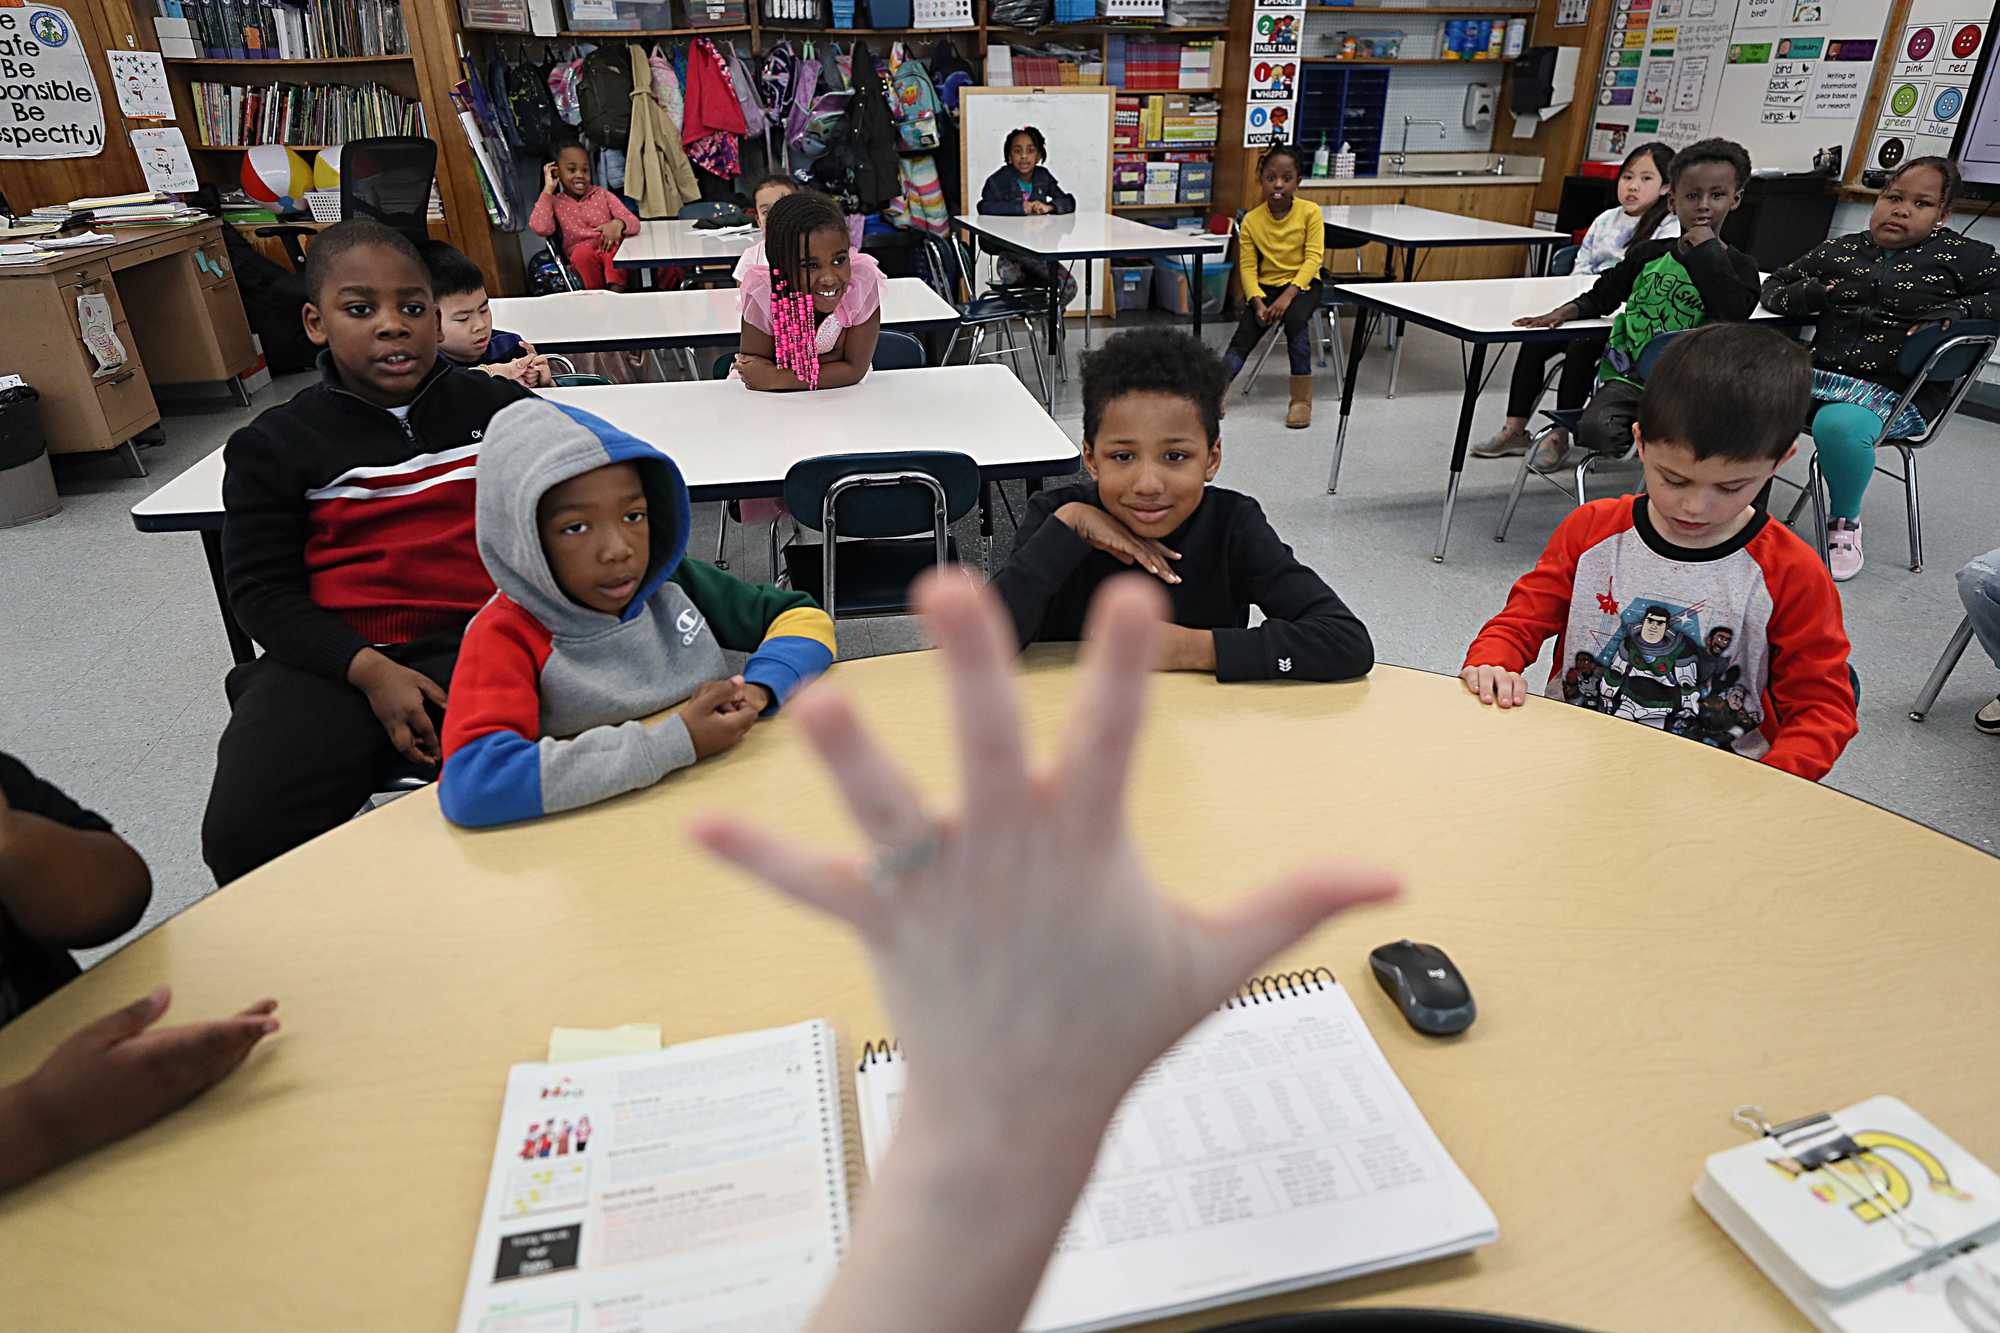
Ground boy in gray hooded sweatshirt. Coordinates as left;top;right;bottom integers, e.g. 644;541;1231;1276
439;398;836;827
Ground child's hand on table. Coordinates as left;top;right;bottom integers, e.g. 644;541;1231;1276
596;220;626;253
681;680;760;759
734;353;786;391
1054;502;1182;585
515;355;555;388
1513;306;1571;329
1461;664;1528;709
1;986;279;1191
730;676;775;716
1025;201;1053;216
347;648;447;767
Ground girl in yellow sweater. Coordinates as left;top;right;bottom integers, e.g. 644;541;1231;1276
1226;143;1325;428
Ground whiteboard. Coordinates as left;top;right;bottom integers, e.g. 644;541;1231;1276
959;86;1116;317
1591;0;1895;173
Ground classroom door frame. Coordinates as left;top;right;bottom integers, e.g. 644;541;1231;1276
959;84;1117;320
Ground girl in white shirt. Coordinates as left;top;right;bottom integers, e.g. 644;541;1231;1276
1475;141;1679;462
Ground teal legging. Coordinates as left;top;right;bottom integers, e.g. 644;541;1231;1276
1809;401;1887;521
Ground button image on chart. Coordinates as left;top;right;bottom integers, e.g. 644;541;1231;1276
1873;133;1909;170
1940;21;1987;76
1922;83;1967;137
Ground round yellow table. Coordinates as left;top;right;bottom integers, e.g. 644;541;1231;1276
4;651;1996;1331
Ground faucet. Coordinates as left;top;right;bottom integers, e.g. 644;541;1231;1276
1391;117;1448;176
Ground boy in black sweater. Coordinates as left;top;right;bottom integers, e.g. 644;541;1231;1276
201;220;532;884
992;328;1372;681
1514;137;1762;464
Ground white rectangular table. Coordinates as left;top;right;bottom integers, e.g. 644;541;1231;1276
609;218;757;271
132;365;1079;662
1326;274;1797;563
488;278;959;354
1320;204;1571;399
952;211;1230;345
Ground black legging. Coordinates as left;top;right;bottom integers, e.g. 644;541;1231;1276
1506;335;1606;419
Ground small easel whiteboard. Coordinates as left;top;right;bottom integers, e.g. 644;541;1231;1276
960;85;1116;318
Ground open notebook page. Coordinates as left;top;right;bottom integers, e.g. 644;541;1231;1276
457;1020;849;1333
856;981;1496;1333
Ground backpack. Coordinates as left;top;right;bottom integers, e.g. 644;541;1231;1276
791;88;852;166
579;43;632;150
759;41;796;127
510;56;562;151
785;47;825;149
548;56;582;127
486;51;522;149
726;42;769;138
648;45;683;131
886;51;941;152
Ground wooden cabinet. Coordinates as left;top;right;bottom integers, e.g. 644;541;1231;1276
1400;184;1539;279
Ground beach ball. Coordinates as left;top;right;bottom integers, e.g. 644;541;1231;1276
313;144;343;191
242;144;310;209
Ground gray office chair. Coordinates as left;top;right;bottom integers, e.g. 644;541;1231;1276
1779;320;2000;573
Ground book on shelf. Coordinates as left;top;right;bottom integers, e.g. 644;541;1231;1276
456;973;1496;1333
169;0;410;59
191;79;427;148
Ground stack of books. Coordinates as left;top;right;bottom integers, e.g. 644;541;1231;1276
27;194;205;228
1110;37;1220;90
168;0;410;60
191;80;427;148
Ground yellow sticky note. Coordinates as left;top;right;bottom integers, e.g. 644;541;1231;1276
548;1023;663;1063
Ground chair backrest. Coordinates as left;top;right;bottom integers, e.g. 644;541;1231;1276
1890;319;2000;444
782;451;981;539
711;351;736;380
678;200;746;223
1548;243;1580;277
553;373;612;386
339;137;437;248
871;329;926;370
1635;327;1689;381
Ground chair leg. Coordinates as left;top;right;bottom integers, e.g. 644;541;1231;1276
1315;308;1331;367
1573;453;1595;508
714;502;731;570
1807;453;1831;571
768;520;781;585
1494;437;1538;542
1897;444;1922;572
1783;481;1811;527
1911;616;1974;721
1243;331;1279;397
941;326;961;366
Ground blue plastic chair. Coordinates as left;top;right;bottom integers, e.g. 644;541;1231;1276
872;329;926;370
1495;327;1688;543
923;235;1049;400
779;451;981;620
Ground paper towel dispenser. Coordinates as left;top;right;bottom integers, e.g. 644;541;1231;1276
1509;46;1578;123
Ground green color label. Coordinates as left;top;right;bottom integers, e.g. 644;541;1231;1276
1729;42;1772;62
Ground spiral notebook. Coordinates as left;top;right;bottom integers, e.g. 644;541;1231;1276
455;1020;851;1332
856;970;1499;1333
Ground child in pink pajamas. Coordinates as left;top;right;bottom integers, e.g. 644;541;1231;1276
530;141;640;291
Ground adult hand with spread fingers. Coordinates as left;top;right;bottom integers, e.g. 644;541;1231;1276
692;572;1399;1333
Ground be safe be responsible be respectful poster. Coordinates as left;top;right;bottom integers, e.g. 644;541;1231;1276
0;4;105;160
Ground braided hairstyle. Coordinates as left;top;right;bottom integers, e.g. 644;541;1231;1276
764;189;849;391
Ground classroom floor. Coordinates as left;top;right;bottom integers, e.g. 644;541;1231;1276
6;313;1996;967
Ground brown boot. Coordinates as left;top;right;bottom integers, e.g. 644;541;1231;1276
1285;374;1312;429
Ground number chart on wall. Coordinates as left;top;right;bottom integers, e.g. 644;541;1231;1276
1867;0;1989;176
1587;0;1896;172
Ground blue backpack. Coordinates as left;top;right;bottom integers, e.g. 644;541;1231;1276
887;55;941;152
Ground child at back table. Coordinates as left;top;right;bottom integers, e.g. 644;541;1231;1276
735;190;883;391
530;138;639;292
1513;137;1761;464
976;125;1078;302
422;242;552;388
1224;142;1325;430
438;398;835;826
731;172;802;286
991;327;1373;681
1462;323;1856;781
1760;156;2000;581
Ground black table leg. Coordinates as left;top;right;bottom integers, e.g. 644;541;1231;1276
203;529;255;665
1191;251;1205;336
1434;341;1487;563
1387;245;1418;399
1328;305;1375;494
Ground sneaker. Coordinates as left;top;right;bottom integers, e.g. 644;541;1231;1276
1528;427;1572;473
1472;423;1530;458
1978;696;2000;735
1827;518;1863;582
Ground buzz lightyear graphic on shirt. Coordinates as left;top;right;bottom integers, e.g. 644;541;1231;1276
1567;597;1761;751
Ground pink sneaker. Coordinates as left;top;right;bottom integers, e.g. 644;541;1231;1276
1827;518;1863;582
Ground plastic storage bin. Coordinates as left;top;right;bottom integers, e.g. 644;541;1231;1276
1150;255;1226;319
866;0;912;23
0;391;58;528
561;0;673;30
1112;263;1152;311
685;0;750;24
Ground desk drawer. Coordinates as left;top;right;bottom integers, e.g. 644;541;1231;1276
60;271;130;338
196;234;233;288
94;343;158;440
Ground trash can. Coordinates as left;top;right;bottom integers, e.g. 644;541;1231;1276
1112;262;1152;312
0;386;57;529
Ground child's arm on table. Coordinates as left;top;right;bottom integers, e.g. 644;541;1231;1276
437;606;754;828
0;987;279;1193
671;561;836;714
1220;499;1372;682
991;495;1182;650
1461;506;1600;708
735;310;881;391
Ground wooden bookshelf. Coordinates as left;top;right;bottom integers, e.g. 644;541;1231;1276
554;24;751;36
188;143;343;152
165;54;415;66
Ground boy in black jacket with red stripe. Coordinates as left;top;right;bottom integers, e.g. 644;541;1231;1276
201;220;532;884
991;328;1372;682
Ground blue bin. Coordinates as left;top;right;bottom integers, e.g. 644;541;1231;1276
867;0;912;24
831;0;856;25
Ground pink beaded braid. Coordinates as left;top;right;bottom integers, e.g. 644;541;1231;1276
769;255;821;391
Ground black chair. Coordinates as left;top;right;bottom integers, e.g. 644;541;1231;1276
254;137;439;270
871;329;926;371
678;200;747;224
923;234;1048;400
779;451;981;620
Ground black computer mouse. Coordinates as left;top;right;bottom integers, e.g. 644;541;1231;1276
1369;939;1476;1036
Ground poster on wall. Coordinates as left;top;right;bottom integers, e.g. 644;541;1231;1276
1867;0;1986;173
129;126;196;194
1242;0;1305;146
107;50;172;120
0;5;104;159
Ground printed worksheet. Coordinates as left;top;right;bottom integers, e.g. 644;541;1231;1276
457;1021;850;1333
855;980;1497;1333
